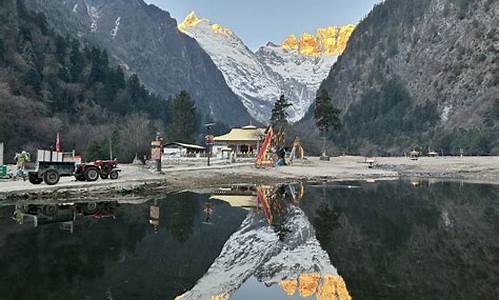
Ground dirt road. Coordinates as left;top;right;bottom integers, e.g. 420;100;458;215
0;156;497;200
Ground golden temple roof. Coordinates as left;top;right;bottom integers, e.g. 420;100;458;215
214;126;265;142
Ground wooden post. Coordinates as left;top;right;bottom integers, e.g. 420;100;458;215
0;142;3;165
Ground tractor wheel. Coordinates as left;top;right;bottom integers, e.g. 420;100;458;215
43;170;60;185
28;174;43;185
100;172;109;179
84;167;99;181
109;170;119;180
83;202;99;214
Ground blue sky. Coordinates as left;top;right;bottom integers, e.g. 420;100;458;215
145;0;380;50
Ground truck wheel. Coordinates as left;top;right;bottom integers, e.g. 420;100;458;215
42;205;58;217
100;172;109;179
28;174;43;185
44;170;60;185
109;170;119;180
84;167;99;181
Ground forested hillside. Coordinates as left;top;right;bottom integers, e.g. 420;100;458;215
26;0;254;126
298;0;498;156
0;0;170;162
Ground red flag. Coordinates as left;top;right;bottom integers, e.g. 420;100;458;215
55;132;61;152
256;127;273;165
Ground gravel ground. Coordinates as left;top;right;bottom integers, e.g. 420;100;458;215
0;156;497;200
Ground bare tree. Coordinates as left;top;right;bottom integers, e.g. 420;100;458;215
119;112;154;161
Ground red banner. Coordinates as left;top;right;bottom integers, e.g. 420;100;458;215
55;132;61;152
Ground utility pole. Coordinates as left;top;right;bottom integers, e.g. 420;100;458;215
156;132;162;172
108;136;113;160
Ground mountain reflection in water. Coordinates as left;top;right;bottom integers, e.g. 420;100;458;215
0;180;497;300
176;184;350;300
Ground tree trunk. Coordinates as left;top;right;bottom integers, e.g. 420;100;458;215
322;133;327;157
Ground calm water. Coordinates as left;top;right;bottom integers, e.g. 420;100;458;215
0;180;497;300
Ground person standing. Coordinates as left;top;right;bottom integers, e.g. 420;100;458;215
13;151;30;180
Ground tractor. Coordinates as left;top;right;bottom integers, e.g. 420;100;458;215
74;160;120;181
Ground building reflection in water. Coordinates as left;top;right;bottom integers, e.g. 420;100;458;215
177;183;351;300
150;199;160;233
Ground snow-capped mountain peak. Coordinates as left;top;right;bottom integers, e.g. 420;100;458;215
179;12;355;123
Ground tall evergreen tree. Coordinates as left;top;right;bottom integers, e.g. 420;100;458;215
314;89;341;157
69;39;84;82
168;91;198;143
23;68;42;94
270;94;292;127
270;94;292;147
54;35;67;63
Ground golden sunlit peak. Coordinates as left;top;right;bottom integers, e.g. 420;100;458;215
178;11;202;32
179;11;234;37
211;23;234;37
299;32;320;56
279;274;352;300
281;24;356;57
279;279;298;296
282;34;299;50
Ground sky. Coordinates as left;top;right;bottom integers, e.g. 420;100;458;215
145;0;380;50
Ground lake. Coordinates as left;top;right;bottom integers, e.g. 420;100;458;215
0;180;497;299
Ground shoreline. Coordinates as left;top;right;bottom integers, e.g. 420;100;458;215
0;156;497;202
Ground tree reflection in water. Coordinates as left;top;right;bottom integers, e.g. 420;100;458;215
304;180;499;300
0;180;494;300
0;194;247;300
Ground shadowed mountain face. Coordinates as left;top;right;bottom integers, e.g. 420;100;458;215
26;0;254;126
298;0;498;155
300;180;499;300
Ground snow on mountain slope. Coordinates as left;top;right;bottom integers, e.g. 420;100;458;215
256;43;338;122
176;205;347;299
179;12;354;123
179;12;280;123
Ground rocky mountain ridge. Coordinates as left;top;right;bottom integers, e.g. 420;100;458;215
26;0;254;126
179;12;355;122
281;24;356;56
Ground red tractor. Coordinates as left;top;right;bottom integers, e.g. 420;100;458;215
74;160;120;181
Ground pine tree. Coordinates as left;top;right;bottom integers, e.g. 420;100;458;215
270;94;292;126
86;138;109;161
110;66;126;90
69;39;84;82
88;47;108;83
55;35;67;63
314;89;341;157
23;68;42;94
270;94;292;147
127;73;142;100
168;91;198;143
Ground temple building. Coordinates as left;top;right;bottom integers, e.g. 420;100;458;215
163;142;206;158
214;125;265;157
